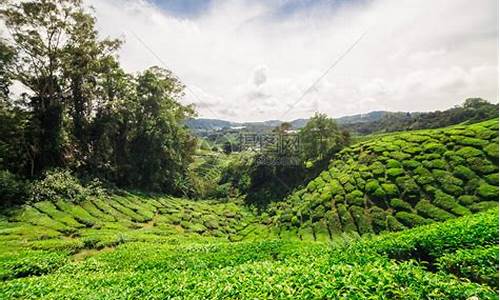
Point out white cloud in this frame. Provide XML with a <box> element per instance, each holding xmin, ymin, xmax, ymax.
<box><xmin>87</xmin><ymin>0</ymin><xmax>498</xmax><ymax>121</ymax></box>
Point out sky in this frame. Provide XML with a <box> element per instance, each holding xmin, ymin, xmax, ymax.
<box><xmin>87</xmin><ymin>0</ymin><xmax>499</xmax><ymax>122</ymax></box>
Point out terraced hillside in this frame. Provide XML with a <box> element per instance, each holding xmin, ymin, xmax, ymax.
<box><xmin>0</xmin><ymin>194</ymin><xmax>275</xmax><ymax>258</ymax></box>
<box><xmin>1</xmin><ymin>206</ymin><xmax>498</xmax><ymax>298</ymax></box>
<box><xmin>272</xmin><ymin>119</ymin><xmax>499</xmax><ymax>239</ymax></box>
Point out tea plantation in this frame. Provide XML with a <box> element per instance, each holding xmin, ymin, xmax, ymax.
<box><xmin>0</xmin><ymin>120</ymin><xmax>498</xmax><ymax>299</ymax></box>
<box><xmin>272</xmin><ymin>119</ymin><xmax>499</xmax><ymax>239</ymax></box>
<box><xmin>0</xmin><ymin>199</ymin><xmax>497</xmax><ymax>298</ymax></box>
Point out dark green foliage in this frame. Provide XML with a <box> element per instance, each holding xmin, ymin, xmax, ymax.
<box><xmin>395</xmin><ymin>211</ymin><xmax>432</xmax><ymax>228</ymax></box>
<box><xmin>476</xmin><ymin>182</ymin><xmax>499</xmax><ymax>199</ymax></box>
<box><xmin>395</xmin><ymin>176</ymin><xmax>420</xmax><ymax>200</ymax></box>
<box><xmin>452</xmin><ymin>165</ymin><xmax>476</xmax><ymax>180</ymax></box>
<box><xmin>336</xmin><ymin>204</ymin><xmax>357</xmax><ymax>232</ymax></box>
<box><xmin>386</xmin><ymin>215</ymin><xmax>406</xmax><ymax>232</ymax></box>
<box><xmin>349</xmin><ymin>206</ymin><xmax>373</xmax><ymax>235</ymax></box>
<box><xmin>467</xmin><ymin>157</ymin><xmax>497</xmax><ymax>174</ymax></box>
<box><xmin>485</xmin><ymin>173</ymin><xmax>499</xmax><ymax>186</ymax></box>
<box><xmin>413</xmin><ymin>166</ymin><xmax>434</xmax><ymax>185</ymax></box>
<box><xmin>0</xmin><ymin>170</ymin><xmax>28</xmax><ymax>206</ymax></box>
<box><xmin>469</xmin><ymin>201</ymin><xmax>498</xmax><ymax>213</ymax></box>
<box><xmin>432</xmin><ymin>191</ymin><xmax>471</xmax><ymax>216</ymax></box>
<box><xmin>402</xmin><ymin>160</ymin><xmax>420</xmax><ymax>169</ymax></box>
<box><xmin>457</xmin><ymin>195</ymin><xmax>478</xmax><ymax>206</ymax></box>
<box><xmin>415</xmin><ymin>200</ymin><xmax>454</xmax><ymax>221</ymax></box>
<box><xmin>368</xmin><ymin>207</ymin><xmax>388</xmax><ymax>233</ymax></box>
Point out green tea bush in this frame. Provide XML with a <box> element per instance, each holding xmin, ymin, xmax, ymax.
<box><xmin>469</xmin><ymin>201</ymin><xmax>498</xmax><ymax>213</ymax></box>
<box><xmin>466</xmin><ymin>157</ymin><xmax>497</xmax><ymax>174</ymax></box>
<box><xmin>386</xmin><ymin>215</ymin><xmax>406</xmax><ymax>231</ymax></box>
<box><xmin>395</xmin><ymin>211</ymin><xmax>432</xmax><ymax>228</ymax></box>
<box><xmin>0</xmin><ymin>250</ymin><xmax>68</xmax><ymax>280</ymax></box>
<box><xmin>402</xmin><ymin>159</ymin><xmax>420</xmax><ymax>169</ymax></box>
<box><xmin>395</xmin><ymin>176</ymin><xmax>420</xmax><ymax>200</ymax></box>
<box><xmin>422</xmin><ymin>159</ymin><xmax>447</xmax><ymax>170</ymax></box>
<box><xmin>346</xmin><ymin>190</ymin><xmax>364</xmax><ymax>206</ymax></box>
<box><xmin>476</xmin><ymin>182</ymin><xmax>499</xmax><ymax>199</ymax></box>
<box><xmin>413</xmin><ymin>166</ymin><xmax>433</xmax><ymax>185</ymax></box>
<box><xmin>386</xmin><ymin>168</ymin><xmax>404</xmax><ymax>178</ymax></box>
<box><xmin>485</xmin><ymin>173</ymin><xmax>499</xmax><ymax>185</ymax></box>
<box><xmin>415</xmin><ymin>200</ymin><xmax>454</xmax><ymax>221</ymax></box>
<box><xmin>348</xmin><ymin>205</ymin><xmax>373</xmax><ymax>235</ymax></box>
<box><xmin>337</xmin><ymin>204</ymin><xmax>357</xmax><ymax>232</ymax></box>
<box><xmin>457</xmin><ymin>195</ymin><xmax>478</xmax><ymax>206</ymax></box>
<box><xmin>389</xmin><ymin>198</ymin><xmax>412</xmax><ymax>212</ymax></box>
<box><xmin>432</xmin><ymin>191</ymin><xmax>470</xmax><ymax>216</ymax></box>
<box><xmin>452</xmin><ymin>165</ymin><xmax>476</xmax><ymax>180</ymax></box>
<box><xmin>369</xmin><ymin>206</ymin><xmax>388</xmax><ymax>233</ymax></box>
<box><xmin>386</xmin><ymin>159</ymin><xmax>401</xmax><ymax>168</ymax></box>
<box><xmin>483</xmin><ymin>143</ymin><xmax>499</xmax><ymax>158</ymax></box>
<box><xmin>437</xmin><ymin>245</ymin><xmax>499</xmax><ymax>288</ymax></box>
<box><xmin>455</xmin><ymin>146</ymin><xmax>483</xmax><ymax>158</ymax></box>
<box><xmin>381</xmin><ymin>183</ymin><xmax>398</xmax><ymax>197</ymax></box>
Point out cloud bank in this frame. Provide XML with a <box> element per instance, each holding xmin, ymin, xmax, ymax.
<box><xmin>88</xmin><ymin>0</ymin><xmax>498</xmax><ymax>121</ymax></box>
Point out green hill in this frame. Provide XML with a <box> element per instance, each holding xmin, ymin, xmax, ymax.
<box><xmin>271</xmin><ymin>119</ymin><xmax>499</xmax><ymax>239</ymax></box>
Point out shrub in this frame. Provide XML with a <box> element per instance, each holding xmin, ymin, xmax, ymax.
<box><xmin>369</xmin><ymin>207</ymin><xmax>388</xmax><ymax>233</ymax></box>
<box><xmin>386</xmin><ymin>168</ymin><xmax>404</xmax><ymax>178</ymax></box>
<box><xmin>423</xmin><ymin>142</ymin><xmax>446</xmax><ymax>154</ymax></box>
<box><xmin>30</xmin><ymin>170</ymin><xmax>105</xmax><ymax>203</ymax></box>
<box><xmin>402</xmin><ymin>160</ymin><xmax>420</xmax><ymax>169</ymax></box>
<box><xmin>390</xmin><ymin>198</ymin><xmax>412</xmax><ymax>212</ymax></box>
<box><xmin>381</xmin><ymin>183</ymin><xmax>399</xmax><ymax>197</ymax></box>
<box><xmin>415</xmin><ymin>200</ymin><xmax>454</xmax><ymax>221</ymax></box>
<box><xmin>476</xmin><ymin>182</ymin><xmax>499</xmax><ymax>199</ymax></box>
<box><xmin>413</xmin><ymin>166</ymin><xmax>433</xmax><ymax>185</ymax></box>
<box><xmin>422</xmin><ymin>159</ymin><xmax>447</xmax><ymax>170</ymax></box>
<box><xmin>325</xmin><ymin>210</ymin><xmax>343</xmax><ymax>235</ymax></box>
<box><xmin>395</xmin><ymin>211</ymin><xmax>432</xmax><ymax>228</ymax></box>
<box><xmin>0</xmin><ymin>170</ymin><xmax>28</xmax><ymax>205</ymax></box>
<box><xmin>432</xmin><ymin>191</ymin><xmax>470</xmax><ymax>216</ymax></box>
<box><xmin>466</xmin><ymin>157</ymin><xmax>497</xmax><ymax>174</ymax></box>
<box><xmin>336</xmin><ymin>204</ymin><xmax>357</xmax><ymax>232</ymax></box>
<box><xmin>369</xmin><ymin>161</ymin><xmax>385</xmax><ymax>176</ymax></box>
<box><xmin>455</xmin><ymin>147</ymin><xmax>483</xmax><ymax>158</ymax></box>
<box><xmin>457</xmin><ymin>195</ymin><xmax>478</xmax><ymax>206</ymax></box>
<box><xmin>437</xmin><ymin>245</ymin><xmax>499</xmax><ymax>288</ymax></box>
<box><xmin>395</xmin><ymin>176</ymin><xmax>420</xmax><ymax>200</ymax></box>
<box><xmin>386</xmin><ymin>159</ymin><xmax>401</xmax><ymax>168</ymax></box>
<box><xmin>485</xmin><ymin>173</ymin><xmax>499</xmax><ymax>186</ymax></box>
<box><xmin>452</xmin><ymin>165</ymin><xmax>476</xmax><ymax>180</ymax></box>
<box><xmin>469</xmin><ymin>201</ymin><xmax>498</xmax><ymax>213</ymax></box>
<box><xmin>365</xmin><ymin>179</ymin><xmax>380</xmax><ymax>194</ymax></box>
<box><xmin>346</xmin><ymin>190</ymin><xmax>364</xmax><ymax>206</ymax></box>
<box><xmin>349</xmin><ymin>206</ymin><xmax>373</xmax><ymax>235</ymax></box>
<box><xmin>483</xmin><ymin>143</ymin><xmax>498</xmax><ymax>158</ymax></box>
<box><xmin>386</xmin><ymin>215</ymin><xmax>406</xmax><ymax>231</ymax></box>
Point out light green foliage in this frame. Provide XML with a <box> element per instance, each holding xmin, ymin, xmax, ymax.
<box><xmin>456</xmin><ymin>146</ymin><xmax>483</xmax><ymax>158</ymax></box>
<box><xmin>452</xmin><ymin>165</ymin><xmax>476</xmax><ymax>180</ymax></box>
<box><xmin>346</xmin><ymin>190</ymin><xmax>364</xmax><ymax>206</ymax></box>
<box><xmin>484</xmin><ymin>143</ymin><xmax>499</xmax><ymax>158</ymax></box>
<box><xmin>381</xmin><ymin>183</ymin><xmax>399</xmax><ymax>197</ymax></box>
<box><xmin>437</xmin><ymin>245</ymin><xmax>499</xmax><ymax>288</ymax></box>
<box><xmin>386</xmin><ymin>168</ymin><xmax>404</xmax><ymax>178</ymax></box>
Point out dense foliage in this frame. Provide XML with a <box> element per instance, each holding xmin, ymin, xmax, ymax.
<box><xmin>272</xmin><ymin>119</ymin><xmax>499</xmax><ymax>238</ymax></box>
<box><xmin>0</xmin><ymin>195</ymin><xmax>497</xmax><ymax>299</ymax></box>
<box><xmin>0</xmin><ymin>0</ymin><xmax>196</xmax><ymax>196</ymax></box>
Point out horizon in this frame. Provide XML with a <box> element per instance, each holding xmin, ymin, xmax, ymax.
<box><xmin>89</xmin><ymin>0</ymin><xmax>499</xmax><ymax>122</ymax></box>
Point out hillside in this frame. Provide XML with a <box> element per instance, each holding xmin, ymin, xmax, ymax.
<box><xmin>271</xmin><ymin>119</ymin><xmax>499</xmax><ymax>239</ymax></box>
<box><xmin>0</xmin><ymin>199</ymin><xmax>498</xmax><ymax>298</ymax></box>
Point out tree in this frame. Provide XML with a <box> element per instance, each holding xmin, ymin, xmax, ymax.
<box><xmin>299</xmin><ymin>113</ymin><xmax>349</xmax><ymax>162</ymax></box>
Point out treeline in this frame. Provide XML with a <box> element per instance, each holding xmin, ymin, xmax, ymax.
<box><xmin>0</xmin><ymin>0</ymin><xmax>196</xmax><ymax>203</ymax></box>
<box><xmin>342</xmin><ymin>98</ymin><xmax>498</xmax><ymax>136</ymax></box>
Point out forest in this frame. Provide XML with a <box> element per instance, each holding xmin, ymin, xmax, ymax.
<box><xmin>0</xmin><ymin>1</ymin><xmax>498</xmax><ymax>299</ymax></box>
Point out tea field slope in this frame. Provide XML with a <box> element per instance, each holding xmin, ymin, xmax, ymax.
<box><xmin>272</xmin><ymin>119</ymin><xmax>499</xmax><ymax>239</ymax></box>
<box><xmin>0</xmin><ymin>207</ymin><xmax>498</xmax><ymax>299</ymax></box>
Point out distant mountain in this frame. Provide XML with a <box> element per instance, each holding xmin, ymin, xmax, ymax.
<box><xmin>335</xmin><ymin>111</ymin><xmax>389</xmax><ymax>124</ymax></box>
<box><xmin>184</xmin><ymin>111</ymin><xmax>390</xmax><ymax>133</ymax></box>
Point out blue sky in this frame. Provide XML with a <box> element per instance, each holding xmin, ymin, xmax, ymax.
<box><xmin>90</xmin><ymin>0</ymin><xmax>498</xmax><ymax>122</ymax></box>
